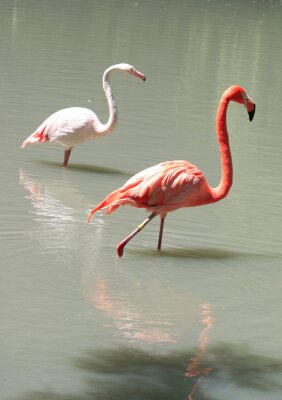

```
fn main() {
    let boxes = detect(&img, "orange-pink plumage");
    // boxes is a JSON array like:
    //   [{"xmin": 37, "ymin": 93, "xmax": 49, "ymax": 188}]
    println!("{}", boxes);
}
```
[
  {"xmin": 88, "ymin": 160, "xmax": 210, "ymax": 221},
  {"xmin": 88, "ymin": 85, "xmax": 256, "ymax": 257}
]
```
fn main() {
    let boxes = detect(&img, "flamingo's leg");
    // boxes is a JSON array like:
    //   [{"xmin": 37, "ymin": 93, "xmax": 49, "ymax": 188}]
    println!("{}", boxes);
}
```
[
  {"xmin": 63, "ymin": 148, "xmax": 72, "ymax": 168},
  {"xmin": 157, "ymin": 215, "xmax": 166, "ymax": 251},
  {"xmin": 116, "ymin": 213, "xmax": 157, "ymax": 257}
]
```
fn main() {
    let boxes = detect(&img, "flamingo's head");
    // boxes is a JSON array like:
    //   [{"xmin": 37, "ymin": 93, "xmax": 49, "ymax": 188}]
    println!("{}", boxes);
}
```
[
  {"xmin": 226, "ymin": 85, "xmax": 256, "ymax": 121},
  {"xmin": 243, "ymin": 93, "xmax": 256, "ymax": 121},
  {"xmin": 116, "ymin": 63, "xmax": 146, "ymax": 81}
]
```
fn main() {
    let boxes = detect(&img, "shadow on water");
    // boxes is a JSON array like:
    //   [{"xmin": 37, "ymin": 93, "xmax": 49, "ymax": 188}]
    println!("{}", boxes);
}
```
[
  {"xmin": 33, "ymin": 159, "xmax": 130, "ymax": 176},
  {"xmin": 126, "ymin": 247, "xmax": 256, "ymax": 260},
  {"xmin": 13, "ymin": 343, "xmax": 282, "ymax": 400}
]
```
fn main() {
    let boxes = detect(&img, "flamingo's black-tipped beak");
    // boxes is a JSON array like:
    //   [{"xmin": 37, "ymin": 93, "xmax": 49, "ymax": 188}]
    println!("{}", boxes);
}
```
[
  {"xmin": 248, "ymin": 104, "xmax": 256, "ymax": 121},
  {"xmin": 134, "ymin": 70, "xmax": 146, "ymax": 81}
]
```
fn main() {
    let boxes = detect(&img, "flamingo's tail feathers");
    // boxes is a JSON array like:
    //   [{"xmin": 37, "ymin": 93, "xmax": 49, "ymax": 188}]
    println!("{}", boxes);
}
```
[
  {"xmin": 87, "ymin": 200, "xmax": 108, "ymax": 223},
  {"xmin": 21, "ymin": 127, "xmax": 48, "ymax": 148},
  {"xmin": 87, "ymin": 190, "xmax": 136, "ymax": 223},
  {"xmin": 87, "ymin": 199, "xmax": 121, "ymax": 223}
]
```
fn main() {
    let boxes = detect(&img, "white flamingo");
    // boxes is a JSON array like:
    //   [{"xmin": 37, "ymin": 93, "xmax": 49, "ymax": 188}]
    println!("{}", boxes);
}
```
[{"xmin": 21, "ymin": 63, "xmax": 146, "ymax": 167}]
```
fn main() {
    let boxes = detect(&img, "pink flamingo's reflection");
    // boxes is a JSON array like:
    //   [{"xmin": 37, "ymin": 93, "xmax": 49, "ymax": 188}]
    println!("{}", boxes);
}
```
[
  {"xmin": 86, "ymin": 277, "xmax": 177, "ymax": 344},
  {"xmin": 186, "ymin": 303, "xmax": 213, "ymax": 399},
  {"xmin": 89, "ymin": 279, "xmax": 214, "ymax": 396}
]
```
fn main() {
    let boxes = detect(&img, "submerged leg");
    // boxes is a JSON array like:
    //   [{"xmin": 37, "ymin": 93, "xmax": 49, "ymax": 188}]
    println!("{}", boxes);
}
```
[
  {"xmin": 63, "ymin": 148, "xmax": 72, "ymax": 167},
  {"xmin": 157, "ymin": 215, "xmax": 166, "ymax": 251},
  {"xmin": 116, "ymin": 213, "xmax": 157, "ymax": 258}
]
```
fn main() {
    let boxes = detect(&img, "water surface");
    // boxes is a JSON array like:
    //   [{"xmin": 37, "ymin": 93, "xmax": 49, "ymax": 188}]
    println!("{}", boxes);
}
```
[{"xmin": 1, "ymin": 1, "xmax": 282, "ymax": 399}]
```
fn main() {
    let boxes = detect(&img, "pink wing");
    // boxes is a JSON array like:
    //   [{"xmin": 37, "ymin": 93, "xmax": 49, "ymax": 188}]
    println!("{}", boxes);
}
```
[{"xmin": 88, "ymin": 160, "xmax": 208, "ymax": 221}]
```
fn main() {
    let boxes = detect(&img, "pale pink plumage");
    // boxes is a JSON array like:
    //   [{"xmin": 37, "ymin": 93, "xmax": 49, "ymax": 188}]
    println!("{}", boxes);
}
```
[
  {"xmin": 88, "ymin": 85, "xmax": 256, "ymax": 257},
  {"xmin": 21, "ymin": 63, "xmax": 146, "ymax": 167}
]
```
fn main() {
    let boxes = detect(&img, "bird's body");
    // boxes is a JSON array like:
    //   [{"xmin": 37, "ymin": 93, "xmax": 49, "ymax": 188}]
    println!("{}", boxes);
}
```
[
  {"xmin": 88, "ymin": 85, "xmax": 256, "ymax": 257},
  {"xmin": 21, "ymin": 63, "xmax": 146, "ymax": 167},
  {"xmin": 89, "ymin": 160, "xmax": 213, "ymax": 217},
  {"xmin": 22, "ymin": 107, "xmax": 100, "ymax": 148}
]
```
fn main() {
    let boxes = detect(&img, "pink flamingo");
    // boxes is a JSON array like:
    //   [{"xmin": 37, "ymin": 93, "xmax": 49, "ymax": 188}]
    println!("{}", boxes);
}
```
[
  {"xmin": 21, "ymin": 63, "xmax": 146, "ymax": 167},
  {"xmin": 88, "ymin": 85, "xmax": 256, "ymax": 257}
]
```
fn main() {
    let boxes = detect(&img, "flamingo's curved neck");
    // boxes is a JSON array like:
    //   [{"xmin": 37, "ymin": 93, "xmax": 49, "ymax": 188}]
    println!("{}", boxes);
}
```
[
  {"xmin": 210, "ymin": 94, "xmax": 233, "ymax": 202},
  {"xmin": 96, "ymin": 67, "xmax": 118, "ymax": 136}
]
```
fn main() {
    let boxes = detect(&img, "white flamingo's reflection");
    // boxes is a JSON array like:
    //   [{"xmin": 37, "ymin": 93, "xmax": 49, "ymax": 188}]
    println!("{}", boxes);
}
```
[
  {"xmin": 19, "ymin": 170, "xmax": 79, "ymax": 253},
  {"xmin": 19, "ymin": 168, "xmax": 104, "ymax": 261}
]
